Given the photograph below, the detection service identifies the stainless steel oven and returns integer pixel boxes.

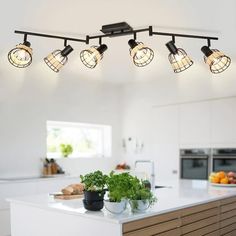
[180,149,211,180]
[212,149,236,172]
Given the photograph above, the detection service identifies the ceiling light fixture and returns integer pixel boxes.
[128,39,154,67]
[10,23,231,74]
[44,45,73,73]
[8,34,32,68]
[166,40,193,73]
[201,46,231,74]
[80,44,108,69]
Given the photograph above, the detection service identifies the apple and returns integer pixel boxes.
[227,172,236,178]
[228,177,235,184]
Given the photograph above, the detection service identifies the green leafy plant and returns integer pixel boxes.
[80,170,107,192]
[127,178,157,210]
[60,144,73,157]
[106,171,134,202]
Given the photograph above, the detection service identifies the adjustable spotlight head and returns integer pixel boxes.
[8,40,33,68]
[166,41,193,73]
[44,45,73,73]
[80,44,108,69]
[201,46,231,74]
[128,39,154,67]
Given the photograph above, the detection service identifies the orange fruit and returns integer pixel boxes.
[216,171,226,180]
[211,176,220,183]
[220,177,229,184]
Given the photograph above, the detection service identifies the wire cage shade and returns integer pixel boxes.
[168,48,193,73]
[8,44,33,68]
[44,50,68,73]
[204,49,231,74]
[80,47,102,69]
[130,42,154,67]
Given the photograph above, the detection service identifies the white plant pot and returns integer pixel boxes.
[129,200,150,213]
[104,200,127,214]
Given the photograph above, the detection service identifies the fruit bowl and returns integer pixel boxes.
[209,171,236,186]
[210,183,236,187]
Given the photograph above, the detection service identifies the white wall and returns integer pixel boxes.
[1,0,236,179]
[0,62,123,177]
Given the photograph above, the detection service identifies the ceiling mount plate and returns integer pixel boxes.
[100,22,133,37]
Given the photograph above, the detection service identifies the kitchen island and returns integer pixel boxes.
[8,180,236,236]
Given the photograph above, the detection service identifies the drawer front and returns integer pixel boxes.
[123,218,181,236]
[182,215,219,234]
[154,228,181,236]
[182,207,219,225]
[183,223,219,236]
[123,211,180,233]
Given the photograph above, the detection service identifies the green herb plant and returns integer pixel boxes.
[106,171,134,202]
[127,177,157,211]
[60,144,73,157]
[80,170,107,192]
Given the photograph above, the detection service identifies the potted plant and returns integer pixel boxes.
[60,144,73,158]
[104,171,133,214]
[128,178,157,213]
[80,170,107,211]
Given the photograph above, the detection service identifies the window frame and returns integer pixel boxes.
[47,120,112,159]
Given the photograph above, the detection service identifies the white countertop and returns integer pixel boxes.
[0,175,80,184]
[8,179,236,224]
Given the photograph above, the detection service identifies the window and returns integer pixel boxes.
[47,121,112,158]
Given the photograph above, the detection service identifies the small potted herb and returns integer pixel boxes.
[128,178,157,213]
[60,144,73,158]
[104,171,133,214]
[80,170,107,211]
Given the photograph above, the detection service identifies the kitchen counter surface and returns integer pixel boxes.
[0,174,80,184]
[8,179,236,224]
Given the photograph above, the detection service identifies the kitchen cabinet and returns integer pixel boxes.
[150,106,179,179]
[179,101,211,147]
[179,97,236,148]
[211,97,236,147]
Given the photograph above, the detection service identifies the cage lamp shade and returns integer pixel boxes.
[44,45,73,73]
[80,44,108,69]
[8,41,33,68]
[128,39,154,67]
[166,41,193,73]
[201,46,231,74]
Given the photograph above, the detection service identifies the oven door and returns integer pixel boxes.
[213,157,236,172]
[181,157,209,180]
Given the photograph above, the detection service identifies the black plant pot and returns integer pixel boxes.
[83,190,105,211]
[83,199,104,211]
[84,190,105,202]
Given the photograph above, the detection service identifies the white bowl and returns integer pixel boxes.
[104,200,127,214]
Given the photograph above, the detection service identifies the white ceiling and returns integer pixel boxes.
[1,0,235,83]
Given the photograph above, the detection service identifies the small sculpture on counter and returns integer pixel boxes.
[42,158,65,176]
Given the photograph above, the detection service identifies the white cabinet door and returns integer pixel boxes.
[150,106,179,180]
[0,209,10,236]
[211,98,236,146]
[179,101,211,147]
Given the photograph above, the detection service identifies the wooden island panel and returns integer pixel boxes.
[123,197,236,236]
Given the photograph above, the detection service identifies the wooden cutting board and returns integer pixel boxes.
[53,194,84,200]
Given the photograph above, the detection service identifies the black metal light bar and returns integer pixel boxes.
[150,27,218,41]
[14,30,87,44]
[88,27,150,40]
[14,24,219,45]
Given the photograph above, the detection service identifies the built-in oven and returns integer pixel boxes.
[212,149,236,172]
[180,149,211,180]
